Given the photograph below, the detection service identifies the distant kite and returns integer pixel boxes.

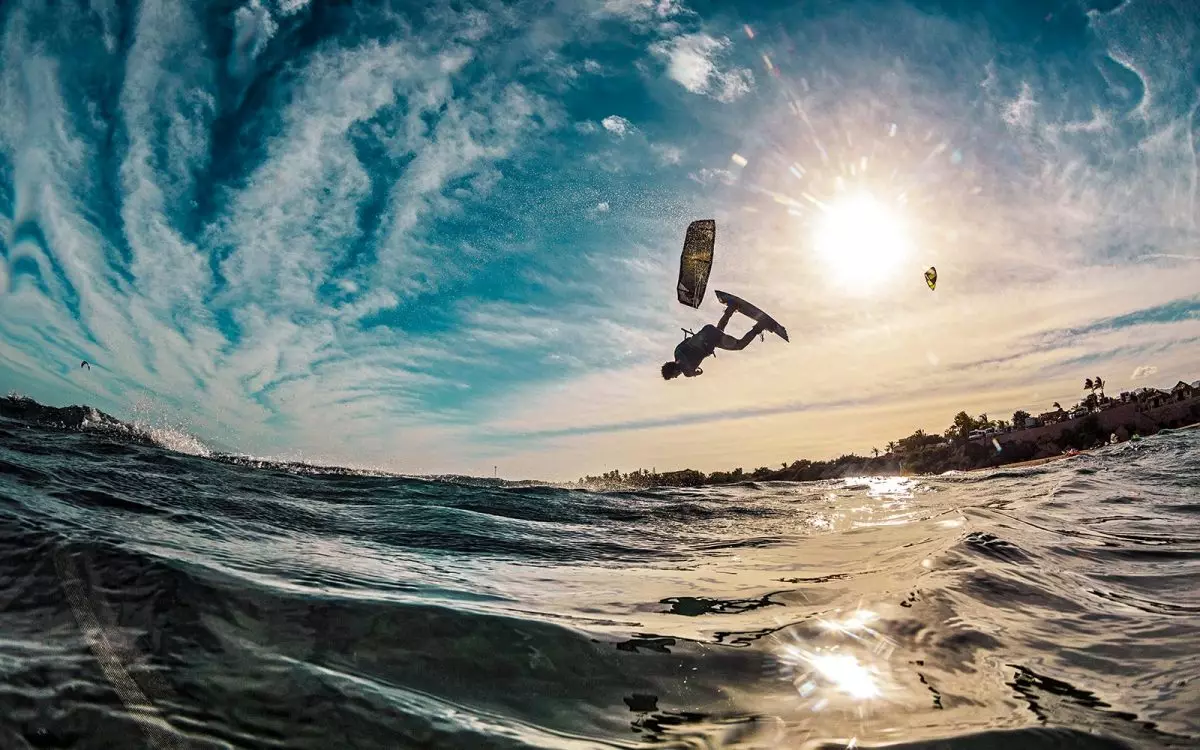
[80,360,90,370]
[924,266,937,291]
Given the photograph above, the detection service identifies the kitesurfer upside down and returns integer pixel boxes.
[662,303,767,379]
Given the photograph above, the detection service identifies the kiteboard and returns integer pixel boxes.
[677,219,715,308]
[714,290,789,342]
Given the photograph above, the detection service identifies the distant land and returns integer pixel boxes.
[571,375,1200,489]
[4,375,1199,491]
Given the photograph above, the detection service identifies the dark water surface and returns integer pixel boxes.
[1,416,1197,749]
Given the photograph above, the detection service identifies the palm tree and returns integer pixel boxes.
[872,447,880,458]
[886,441,897,453]
[1084,377,1094,393]
[1053,401,1062,411]
[1093,376,1106,399]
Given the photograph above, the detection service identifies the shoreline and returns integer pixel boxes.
[968,420,1200,473]
[967,450,1088,472]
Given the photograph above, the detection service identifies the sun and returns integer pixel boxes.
[812,191,912,293]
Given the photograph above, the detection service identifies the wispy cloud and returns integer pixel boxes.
[1000,81,1036,129]
[0,0,567,469]
[651,143,683,164]
[228,0,277,77]
[597,0,685,26]
[650,33,754,102]
[1130,365,1159,381]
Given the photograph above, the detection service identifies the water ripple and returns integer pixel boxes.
[0,417,1197,748]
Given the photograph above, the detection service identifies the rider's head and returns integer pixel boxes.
[661,361,682,380]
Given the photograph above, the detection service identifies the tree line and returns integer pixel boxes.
[572,375,1129,489]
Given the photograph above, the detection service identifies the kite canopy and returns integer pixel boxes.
[924,266,937,291]
[677,219,715,308]
[80,360,90,370]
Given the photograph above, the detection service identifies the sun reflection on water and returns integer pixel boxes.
[856,476,919,499]
[778,643,887,704]
[820,608,877,636]
[769,605,899,739]
[811,651,882,700]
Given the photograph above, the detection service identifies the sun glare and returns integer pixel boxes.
[813,191,911,293]
[809,652,881,700]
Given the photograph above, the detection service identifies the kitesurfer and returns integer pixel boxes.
[662,303,767,379]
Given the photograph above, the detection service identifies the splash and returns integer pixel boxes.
[124,397,213,457]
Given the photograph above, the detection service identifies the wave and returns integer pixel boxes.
[1,394,214,458]
[1,402,1198,748]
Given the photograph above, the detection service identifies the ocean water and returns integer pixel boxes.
[0,416,1197,750]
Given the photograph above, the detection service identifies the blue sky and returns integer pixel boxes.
[0,0,1197,479]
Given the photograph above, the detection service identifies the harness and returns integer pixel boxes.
[680,326,766,346]
[680,327,715,357]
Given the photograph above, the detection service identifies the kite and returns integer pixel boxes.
[80,360,91,370]
[924,266,937,291]
[677,219,715,308]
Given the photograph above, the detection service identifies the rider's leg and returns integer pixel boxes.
[714,304,736,332]
[713,321,768,351]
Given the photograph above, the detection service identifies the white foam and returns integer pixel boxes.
[135,423,213,458]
